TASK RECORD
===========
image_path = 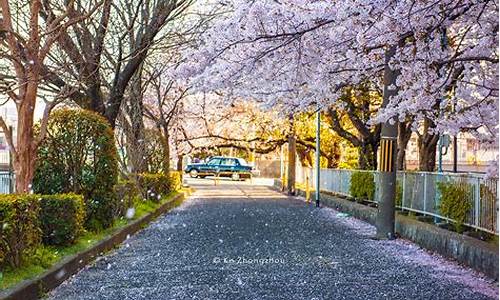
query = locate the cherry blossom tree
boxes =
[178,0,498,171]
[142,63,189,174]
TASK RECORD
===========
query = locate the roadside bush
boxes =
[137,173,171,203]
[349,171,375,201]
[39,194,85,246]
[114,179,141,217]
[438,182,473,233]
[33,109,119,232]
[137,172,182,202]
[168,171,182,192]
[28,245,59,269]
[0,195,41,268]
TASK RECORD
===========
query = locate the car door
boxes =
[204,157,221,174]
[220,158,237,174]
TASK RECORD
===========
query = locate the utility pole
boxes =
[287,115,296,195]
[315,108,321,207]
[375,46,399,240]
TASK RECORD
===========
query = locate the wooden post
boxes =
[287,116,296,195]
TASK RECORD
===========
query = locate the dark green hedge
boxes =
[39,194,85,246]
[349,171,375,201]
[0,195,41,268]
[438,182,473,233]
[33,109,119,231]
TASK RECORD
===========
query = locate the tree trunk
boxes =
[358,140,377,170]
[123,71,147,173]
[126,127,147,173]
[326,145,341,168]
[418,139,438,171]
[176,154,184,171]
[14,87,38,193]
[160,128,170,175]
[327,158,338,168]
[417,118,439,172]
[396,122,413,170]
[14,142,37,193]
[396,146,406,171]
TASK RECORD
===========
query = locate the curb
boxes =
[0,192,186,300]
[273,181,499,280]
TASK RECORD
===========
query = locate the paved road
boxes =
[48,178,497,300]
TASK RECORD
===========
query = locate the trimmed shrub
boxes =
[136,172,182,202]
[114,179,141,217]
[438,182,473,233]
[33,109,119,231]
[350,171,375,201]
[0,195,41,268]
[39,194,85,246]
[168,171,182,192]
[137,173,171,203]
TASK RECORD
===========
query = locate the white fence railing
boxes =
[295,165,499,235]
[0,171,14,194]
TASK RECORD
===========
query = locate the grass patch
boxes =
[135,198,161,218]
[0,192,181,291]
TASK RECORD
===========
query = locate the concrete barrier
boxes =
[273,179,499,280]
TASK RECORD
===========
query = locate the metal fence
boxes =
[0,171,14,194]
[295,165,499,235]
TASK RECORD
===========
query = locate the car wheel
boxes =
[231,173,240,181]
[189,169,199,178]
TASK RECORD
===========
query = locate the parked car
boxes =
[184,156,253,180]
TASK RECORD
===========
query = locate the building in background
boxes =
[405,132,497,173]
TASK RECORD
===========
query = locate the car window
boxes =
[208,158,221,165]
[222,158,236,166]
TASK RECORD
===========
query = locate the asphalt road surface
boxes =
[47,177,497,300]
